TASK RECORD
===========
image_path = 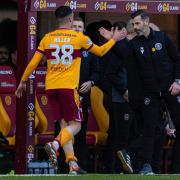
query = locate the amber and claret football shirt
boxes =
[22,29,115,90]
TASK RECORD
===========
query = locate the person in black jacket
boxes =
[129,10,180,175]
[100,10,180,174]
[103,21,133,174]
[72,17,100,171]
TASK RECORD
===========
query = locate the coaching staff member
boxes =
[100,10,180,174]
[128,10,180,175]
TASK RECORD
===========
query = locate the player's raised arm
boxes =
[81,27,126,57]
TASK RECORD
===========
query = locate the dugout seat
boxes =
[86,86,109,146]
[0,66,16,145]
[35,67,55,145]
[85,86,109,172]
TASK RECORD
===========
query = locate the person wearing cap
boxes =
[15,5,125,175]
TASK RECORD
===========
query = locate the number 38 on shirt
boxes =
[50,44,74,65]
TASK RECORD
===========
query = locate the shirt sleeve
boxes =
[80,34,94,50]
[21,51,43,81]
[36,35,46,54]
[80,34,116,57]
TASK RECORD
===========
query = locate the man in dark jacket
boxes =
[100,10,180,174]
[72,17,100,171]
[106,22,133,174]
[129,10,180,175]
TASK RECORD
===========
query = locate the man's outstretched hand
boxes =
[99,27,114,40]
[99,27,126,42]
[169,82,180,96]
[15,81,26,98]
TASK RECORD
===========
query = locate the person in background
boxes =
[126,19,137,40]
[103,21,133,174]
[0,43,10,65]
[72,17,100,171]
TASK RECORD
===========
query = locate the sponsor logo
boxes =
[37,82,45,88]
[36,70,46,75]
[27,145,34,162]
[29,15,36,51]
[0,70,12,74]
[28,103,34,111]
[66,0,77,9]
[157,3,169,12]
[140,47,144,54]
[39,0,46,9]
[107,4,117,9]
[95,1,116,11]
[157,3,179,12]
[30,17,36,24]
[152,47,156,52]
[155,43,162,51]
[5,96,11,106]
[30,80,34,95]
[47,2,56,8]
[34,0,40,9]
[177,96,180,103]
[124,113,130,121]
[126,2,137,12]
[28,111,35,121]
[1,82,15,87]
[30,35,35,50]
[27,145,34,153]
[144,98,150,105]
[126,2,147,12]
[95,2,106,10]
[170,5,179,11]
[29,16,36,35]
[35,0,56,9]
[27,152,34,162]
[65,1,86,10]
[87,39,93,45]
[29,71,36,79]
[28,121,33,136]
[82,51,89,58]
[41,95,48,105]
[157,3,163,12]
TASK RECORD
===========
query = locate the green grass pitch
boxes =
[0,174,180,180]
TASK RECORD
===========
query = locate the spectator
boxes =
[0,43,10,65]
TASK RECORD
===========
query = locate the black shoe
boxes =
[0,132,8,145]
[139,163,154,175]
[117,150,133,174]
[69,164,87,175]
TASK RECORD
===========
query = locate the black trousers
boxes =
[139,92,180,173]
[106,100,132,173]
[74,96,89,170]
[111,102,132,150]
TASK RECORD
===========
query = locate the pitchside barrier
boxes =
[28,161,57,174]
